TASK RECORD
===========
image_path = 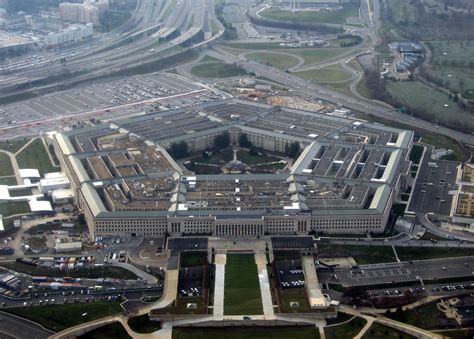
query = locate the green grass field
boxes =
[190,62,245,78]
[0,201,30,217]
[362,322,415,338]
[295,66,352,84]
[127,314,161,334]
[150,296,206,315]
[324,316,367,339]
[181,253,206,267]
[0,177,17,185]
[279,288,311,313]
[436,328,474,339]
[79,322,131,339]
[16,139,56,176]
[261,2,360,25]
[5,302,122,332]
[0,153,14,176]
[385,81,474,132]
[172,326,319,339]
[0,261,138,279]
[395,247,474,261]
[0,139,29,154]
[220,44,351,66]
[224,254,263,315]
[317,244,396,265]
[385,302,442,330]
[246,52,299,70]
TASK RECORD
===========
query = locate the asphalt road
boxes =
[0,311,54,339]
[207,47,474,146]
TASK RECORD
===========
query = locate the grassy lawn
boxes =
[0,201,30,217]
[0,177,17,185]
[127,314,161,334]
[409,144,424,164]
[362,322,415,338]
[0,261,138,279]
[0,139,29,153]
[16,139,56,176]
[237,150,280,165]
[5,302,122,332]
[295,66,352,84]
[246,52,299,70]
[222,44,351,66]
[224,254,262,315]
[426,40,474,91]
[385,80,474,133]
[395,247,474,261]
[436,329,474,339]
[223,42,291,50]
[190,62,245,78]
[324,316,367,339]
[288,48,351,66]
[181,253,207,267]
[261,2,360,25]
[191,149,234,165]
[150,296,206,315]
[279,288,311,313]
[172,326,320,339]
[317,244,396,265]
[0,153,14,177]
[385,302,442,330]
[79,322,131,339]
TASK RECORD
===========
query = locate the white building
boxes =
[43,23,93,46]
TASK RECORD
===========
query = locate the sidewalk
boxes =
[255,253,275,319]
[213,254,226,319]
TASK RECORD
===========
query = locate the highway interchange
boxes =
[0,1,473,336]
[1,0,473,146]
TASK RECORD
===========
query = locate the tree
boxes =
[238,134,251,148]
[214,132,230,150]
[169,141,189,159]
[286,142,300,158]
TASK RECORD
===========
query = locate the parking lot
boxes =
[275,260,305,288]
[0,73,220,140]
[178,266,204,297]
[408,150,458,216]
[318,256,474,287]
[167,238,208,252]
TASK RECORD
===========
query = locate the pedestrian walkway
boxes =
[255,253,275,319]
[213,254,226,319]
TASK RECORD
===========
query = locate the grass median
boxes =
[224,254,263,315]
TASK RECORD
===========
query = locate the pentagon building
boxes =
[52,99,413,238]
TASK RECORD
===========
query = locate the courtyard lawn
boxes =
[279,288,311,313]
[224,254,263,315]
